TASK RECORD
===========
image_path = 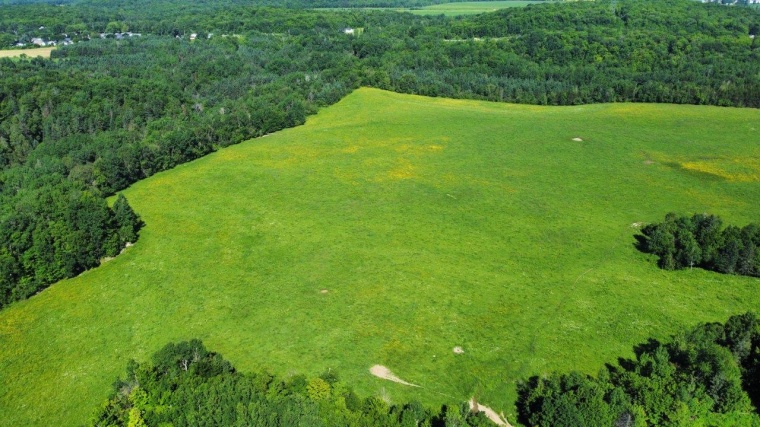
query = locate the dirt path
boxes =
[369,365,511,426]
[369,365,420,387]
[469,398,512,427]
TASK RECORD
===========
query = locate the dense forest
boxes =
[0,0,548,9]
[638,213,760,276]
[0,0,758,309]
[93,339,493,427]
[94,313,760,426]
[3,0,756,8]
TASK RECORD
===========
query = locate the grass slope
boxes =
[2,88,760,426]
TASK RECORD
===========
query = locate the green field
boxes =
[2,88,760,426]
[411,1,544,15]
[318,1,542,16]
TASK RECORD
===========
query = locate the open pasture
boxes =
[318,1,541,16]
[1,88,760,426]
[410,1,544,15]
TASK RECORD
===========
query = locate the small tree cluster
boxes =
[639,213,760,276]
[112,194,143,246]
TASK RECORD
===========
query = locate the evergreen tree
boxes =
[675,228,701,269]
[112,194,142,246]
[717,226,742,274]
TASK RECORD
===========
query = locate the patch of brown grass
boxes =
[0,47,55,59]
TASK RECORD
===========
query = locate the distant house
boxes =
[31,37,46,46]
[343,28,355,35]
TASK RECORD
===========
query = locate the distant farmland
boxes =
[410,1,544,15]
[317,1,543,16]
[0,47,55,59]
[1,88,760,426]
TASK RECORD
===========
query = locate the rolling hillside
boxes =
[1,88,760,426]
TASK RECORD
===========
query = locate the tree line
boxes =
[639,213,760,276]
[1,0,759,309]
[0,187,142,306]
[92,339,493,427]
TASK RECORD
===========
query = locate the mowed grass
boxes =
[2,88,760,426]
[0,47,55,59]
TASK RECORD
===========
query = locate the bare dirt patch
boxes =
[369,365,419,387]
[320,289,329,294]
[470,398,512,426]
[643,160,655,165]
[572,137,583,142]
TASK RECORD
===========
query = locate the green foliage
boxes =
[113,194,142,245]
[639,213,760,277]
[0,185,142,308]
[517,313,760,426]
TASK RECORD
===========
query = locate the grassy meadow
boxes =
[410,1,544,15]
[318,1,542,16]
[2,88,760,425]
